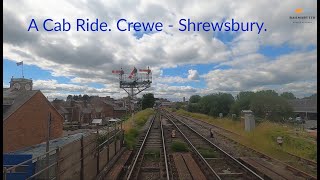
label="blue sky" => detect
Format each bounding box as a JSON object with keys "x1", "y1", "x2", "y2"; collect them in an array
[
  {"x1": 4, "y1": 44, "x2": 315, "y2": 90},
  {"x1": 3, "y1": 0, "x2": 317, "y2": 100},
  {"x1": 4, "y1": 59, "x2": 105, "y2": 89}
]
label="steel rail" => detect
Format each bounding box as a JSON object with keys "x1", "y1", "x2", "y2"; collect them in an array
[
  {"x1": 160, "y1": 114, "x2": 170, "y2": 180},
  {"x1": 176, "y1": 112, "x2": 317, "y2": 180},
  {"x1": 162, "y1": 112, "x2": 221, "y2": 180},
  {"x1": 164, "y1": 110, "x2": 264, "y2": 180},
  {"x1": 126, "y1": 114, "x2": 156, "y2": 180}
]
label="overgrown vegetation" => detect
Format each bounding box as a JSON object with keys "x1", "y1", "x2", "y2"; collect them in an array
[
  {"x1": 124, "y1": 128, "x2": 139, "y2": 149},
  {"x1": 123, "y1": 108, "x2": 155, "y2": 149},
  {"x1": 97, "y1": 133, "x2": 109, "y2": 145},
  {"x1": 176, "y1": 109, "x2": 317, "y2": 162},
  {"x1": 188, "y1": 90, "x2": 297, "y2": 121},
  {"x1": 198, "y1": 147, "x2": 218, "y2": 158},
  {"x1": 171, "y1": 140, "x2": 189, "y2": 152},
  {"x1": 96, "y1": 130, "x2": 122, "y2": 145}
]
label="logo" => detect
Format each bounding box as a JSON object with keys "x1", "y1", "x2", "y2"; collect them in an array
[
  {"x1": 295, "y1": 8, "x2": 314, "y2": 14},
  {"x1": 290, "y1": 7, "x2": 316, "y2": 24},
  {"x1": 295, "y1": 8, "x2": 303, "y2": 14}
]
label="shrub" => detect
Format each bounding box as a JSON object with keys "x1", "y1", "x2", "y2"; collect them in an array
[
  {"x1": 198, "y1": 147, "x2": 217, "y2": 158},
  {"x1": 171, "y1": 140, "x2": 188, "y2": 152}
]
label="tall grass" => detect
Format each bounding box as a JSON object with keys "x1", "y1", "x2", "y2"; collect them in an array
[
  {"x1": 123, "y1": 108, "x2": 155, "y2": 149},
  {"x1": 175, "y1": 109, "x2": 317, "y2": 162}
]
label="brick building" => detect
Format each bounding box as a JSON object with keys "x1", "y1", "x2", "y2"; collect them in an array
[
  {"x1": 3, "y1": 78, "x2": 64, "y2": 153},
  {"x1": 90, "y1": 97, "x2": 127, "y2": 119},
  {"x1": 51, "y1": 96, "x2": 128, "y2": 125},
  {"x1": 52, "y1": 99, "x2": 71, "y2": 122},
  {"x1": 81, "y1": 107, "x2": 95, "y2": 124},
  {"x1": 113, "y1": 106, "x2": 127, "y2": 118}
]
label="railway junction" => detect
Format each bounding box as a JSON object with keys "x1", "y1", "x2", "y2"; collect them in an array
[
  {"x1": 3, "y1": 108, "x2": 317, "y2": 180},
  {"x1": 101, "y1": 108, "x2": 317, "y2": 180}
]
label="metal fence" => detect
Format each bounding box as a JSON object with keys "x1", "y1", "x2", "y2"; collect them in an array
[{"x1": 3, "y1": 121, "x2": 124, "y2": 180}]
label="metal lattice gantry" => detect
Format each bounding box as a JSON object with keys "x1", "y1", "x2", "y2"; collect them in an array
[{"x1": 112, "y1": 66, "x2": 152, "y2": 114}]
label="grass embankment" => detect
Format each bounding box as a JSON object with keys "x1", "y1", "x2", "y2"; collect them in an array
[
  {"x1": 175, "y1": 109, "x2": 317, "y2": 162},
  {"x1": 123, "y1": 108, "x2": 155, "y2": 149}
]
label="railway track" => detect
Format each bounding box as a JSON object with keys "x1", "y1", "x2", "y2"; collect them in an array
[
  {"x1": 161, "y1": 114, "x2": 209, "y2": 180},
  {"x1": 180, "y1": 114, "x2": 317, "y2": 166},
  {"x1": 180, "y1": 114, "x2": 317, "y2": 168},
  {"x1": 167, "y1": 110, "x2": 317, "y2": 180},
  {"x1": 162, "y1": 109, "x2": 264, "y2": 180},
  {"x1": 126, "y1": 113, "x2": 170, "y2": 180}
]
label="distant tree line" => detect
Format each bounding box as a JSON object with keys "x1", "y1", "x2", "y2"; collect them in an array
[{"x1": 187, "y1": 90, "x2": 307, "y2": 122}]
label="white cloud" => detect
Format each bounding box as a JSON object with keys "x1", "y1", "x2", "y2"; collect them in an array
[
  {"x1": 3, "y1": 82, "x2": 10, "y2": 88},
  {"x1": 3, "y1": 0, "x2": 317, "y2": 100},
  {"x1": 188, "y1": 69, "x2": 200, "y2": 80},
  {"x1": 202, "y1": 50, "x2": 317, "y2": 93},
  {"x1": 155, "y1": 76, "x2": 190, "y2": 83},
  {"x1": 32, "y1": 79, "x2": 128, "y2": 99}
]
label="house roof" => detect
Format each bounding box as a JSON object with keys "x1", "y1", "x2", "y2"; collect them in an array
[
  {"x1": 103, "y1": 100, "x2": 127, "y2": 111},
  {"x1": 57, "y1": 106, "x2": 69, "y2": 114},
  {"x1": 241, "y1": 110, "x2": 253, "y2": 113},
  {"x1": 288, "y1": 98, "x2": 317, "y2": 113},
  {"x1": 81, "y1": 108, "x2": 92, "y2": 114},
  {"x1": 95, "y1": 107, "x2": 103, "y2": 112},
  {"x1": 161, "y1": 102, "x2": 173, "y2": 106},
  {"x1": 92, "y1": 119, "x2": 103, "y2": 124},
  {"x1": 103, "y1": 100, "x2": 116, "y2": 106},
  {"x1": 9, "y1": 133, "x2": 89, "y2": 161},
  {"x1": 3, "y1": 89, "x2": 39, "y2": 120},
  {"x1": 114, "y1": 106, "x2": 127, "y2": 111},
  {"x1": 109, "y1": 118, "x2": 121, "y2": 122},
  {"x1": 114, "y1": 100, "x2": 124, "y2": 104},
  {"x1": 3, "y1": 88, "x2": 64, "y2": 121}
]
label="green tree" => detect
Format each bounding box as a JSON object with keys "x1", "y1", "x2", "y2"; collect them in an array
[
  {"x1": 175, "y1": 102, "x2": 184, "y2": 109},
  {"x1": 189, "y1": 95, "x2": 201, "y2": 103},
  {"x1": 198, "y1": 94, "x2": 214, "y2": 114},
  {"x1": 187, "y1": 103, "x2": 201, "y2": 112},
  {"x1": 309, "y1": 93, "x2": 317, "y2": 98},
  {"x1": 215, "y1": 93, "x2": 234, "y2": 116},
  {"x1": 83, "y1": 94, "x2": 90, "y2": 101},
  {"x1": 230, "y1": 91, "x2": 255, "y2": 115},
  {"x1": 198, "y1": 93, "x2": 234, "y2": 117},
  {"x1": 280, "y1": 92, "x2": 296, "y2": 99},
  {"x1": 67, "y1": 95, "x2": 72, "y2": 100},
  {"x1": 255, "y1": 90, "x2": 278, "y2": 97},
  {"x1": 250, "y1": 91, "x2": 293, "y2": 121},
  {"x1": 141, "y1": 93, "x2": 155, "y2": 109},
  {"x1": 73, "y1": 95, "x2": 79, "y2": 100},
  {"x1": 304, "y1": 93, "x2": 317, "y2": 99}
]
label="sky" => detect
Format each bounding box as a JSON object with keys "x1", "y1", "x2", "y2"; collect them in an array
[{"x1": 3, "y1": 0, "x2": 317, "y2": 101}]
